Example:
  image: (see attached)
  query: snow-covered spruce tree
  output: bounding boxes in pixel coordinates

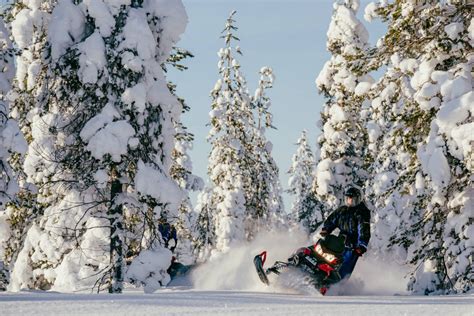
[314,0,372,216]
[193,187,215,261]
[361,58,428,268]
[365,0,473,293]
[362,1,435,264]
[0,18,26,291]
[198,11,252,257]
[2,0,55,277]
[170,120,203,265]
[9,0,189,294]
[287,130,323,233]
[167,48,204,265]
[196,12,283,259]
[245,66,284,238]
[409,2,473,294]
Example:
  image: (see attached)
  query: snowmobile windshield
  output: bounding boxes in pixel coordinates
[314,243,338,264]
[320,235,345,255]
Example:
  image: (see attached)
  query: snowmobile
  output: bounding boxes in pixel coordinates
[168,261,192,279]
[254,234,345,295]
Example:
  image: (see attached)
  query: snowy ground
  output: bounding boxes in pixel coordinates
[1,231,472,315]
[1,288,473,316]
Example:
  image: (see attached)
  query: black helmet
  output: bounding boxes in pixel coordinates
[344,187,360,197]
[344,186,361,206]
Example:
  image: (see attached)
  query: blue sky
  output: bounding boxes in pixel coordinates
[168,0,386,211]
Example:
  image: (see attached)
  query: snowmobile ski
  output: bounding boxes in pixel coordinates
[254,251,270,285]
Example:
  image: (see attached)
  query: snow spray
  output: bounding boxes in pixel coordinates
[336,254,410,296]
[191,229,308,291]
[190,229,409,296]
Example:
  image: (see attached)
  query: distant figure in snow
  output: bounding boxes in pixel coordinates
[158,219,177,252]
[319,186,371,280]
[158,219,191,280]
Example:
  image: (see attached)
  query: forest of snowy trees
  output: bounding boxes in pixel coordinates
[0,0,472,295]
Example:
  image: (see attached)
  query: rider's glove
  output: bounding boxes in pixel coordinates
[288,254,300,266]
[354,246,366,257]
[288,248,306,265]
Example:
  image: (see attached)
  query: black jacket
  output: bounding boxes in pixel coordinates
[322,202,371,250]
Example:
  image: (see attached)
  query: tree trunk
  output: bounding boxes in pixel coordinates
[109,169,124,293]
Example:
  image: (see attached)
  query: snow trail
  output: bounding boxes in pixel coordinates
[1,289,473,316]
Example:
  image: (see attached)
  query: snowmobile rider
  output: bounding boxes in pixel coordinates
[319,186,371,280]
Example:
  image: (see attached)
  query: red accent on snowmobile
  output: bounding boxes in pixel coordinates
[259,251,267,265]
[320,287,327,295]
[303,248,312,255]
[317,263,335,276]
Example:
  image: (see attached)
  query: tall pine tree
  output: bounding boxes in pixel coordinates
[245,66,284,238]
[8,0,191,294]
[314,0,372,216]
[287,130,322,233]
[196,11,253,257]
[2,0,55,287]
[195,11,283,259]
[364,0,472,293]
[0,17,27,291]
[168,48,204,265]
[409,1,472,293]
